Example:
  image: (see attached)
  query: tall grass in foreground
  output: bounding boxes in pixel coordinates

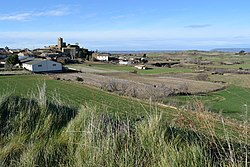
[0,93,249,166]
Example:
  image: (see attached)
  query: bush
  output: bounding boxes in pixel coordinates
[196,73,209,81]
[76,77,84,81]
[130,70,138,74]
[102,79,119,92]
[177,82,190,95]
[6,55,19,66]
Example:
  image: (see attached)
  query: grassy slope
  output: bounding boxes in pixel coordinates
[0,75,249,166]
[210,74,250,88]
[0,75,177,120]
[0,75,248,135]
[152,54,250,121]
[164,86,250,121]
[0,95,248,166]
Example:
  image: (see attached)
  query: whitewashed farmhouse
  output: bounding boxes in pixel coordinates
[96,54,109,61]
[22,59,62,72]
[92,53,110,61]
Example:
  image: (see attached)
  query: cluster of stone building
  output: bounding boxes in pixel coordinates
[0,37,91,72]
[33,37,91,63]
[0,37,149,72]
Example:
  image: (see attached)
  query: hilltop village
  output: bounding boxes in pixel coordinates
[0,38,249,75]
[0,37,149,72]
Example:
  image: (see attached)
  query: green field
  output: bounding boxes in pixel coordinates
[0,75,248,134]
[164,86,250,121]
[0,75,175,118]
[0,75,249,166]
[68,63,193,75]
[1,75,248,121]
[1,89,248,166]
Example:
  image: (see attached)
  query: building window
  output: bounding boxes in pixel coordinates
[38,65,42,67]
[53,64,57,66]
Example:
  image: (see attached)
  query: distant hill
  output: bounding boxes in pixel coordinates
[211,48,250,52]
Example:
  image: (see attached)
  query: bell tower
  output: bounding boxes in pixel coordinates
[58,37,63,51]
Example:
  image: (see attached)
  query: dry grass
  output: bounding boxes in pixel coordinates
[56,72,226,98]
[0,93,249,166]
[210,74,250,88]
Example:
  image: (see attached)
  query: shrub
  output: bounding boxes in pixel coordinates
[196,73,209,81]
[130,70,138,74]
[102,79,119,92]
[76,77,83,81]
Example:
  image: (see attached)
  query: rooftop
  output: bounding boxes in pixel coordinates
[23,59,46,65]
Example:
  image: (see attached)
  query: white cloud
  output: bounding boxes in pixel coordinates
[80,13,98,20]
[111,14,134,19]
[0,7,69,21]
[185,24,212,28]
[35,7,69,17]
[0,13,31,21]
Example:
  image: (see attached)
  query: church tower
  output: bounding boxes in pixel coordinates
[58,37,63,51]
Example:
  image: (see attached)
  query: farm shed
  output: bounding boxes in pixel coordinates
[22,59,62,72]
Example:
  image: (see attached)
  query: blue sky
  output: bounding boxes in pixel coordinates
[1,0,250,51]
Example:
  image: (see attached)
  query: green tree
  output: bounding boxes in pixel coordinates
[76,50,84,58]
[141,58,148,64]
[7,55,19,66]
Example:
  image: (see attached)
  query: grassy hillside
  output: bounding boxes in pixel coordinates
[0,94,249,166]
[0,75,248,133]
[210,74,250,88]
[164,86,250,121]
[0,74,249,166]
[0,75,160,118]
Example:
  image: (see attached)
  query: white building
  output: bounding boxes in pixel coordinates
[119,60,131,65]
[92,53,110,61]
[22,59,62,72]
[96,55,109,61]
